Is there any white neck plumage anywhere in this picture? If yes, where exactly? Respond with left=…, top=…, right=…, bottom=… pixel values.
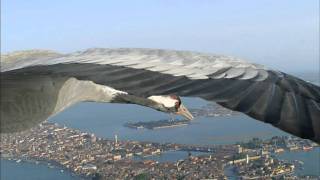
left=148, top=95, right=177, bottom=108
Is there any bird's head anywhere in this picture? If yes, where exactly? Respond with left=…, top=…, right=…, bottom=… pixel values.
left=148, top=95, right=194, bottom=120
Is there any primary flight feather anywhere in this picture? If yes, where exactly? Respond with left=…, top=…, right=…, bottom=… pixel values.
left=1, top=48, right=319, bottom=143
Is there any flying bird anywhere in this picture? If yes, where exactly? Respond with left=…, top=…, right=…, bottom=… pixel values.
left=1, top=48, right=319, bottom=143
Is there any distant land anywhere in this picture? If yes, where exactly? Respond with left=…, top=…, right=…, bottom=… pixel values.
left=189, top=103, right=240, bottom=117
left=124, top=119, right=190, bottom=130
left=124, top=103, right=240, bottom=130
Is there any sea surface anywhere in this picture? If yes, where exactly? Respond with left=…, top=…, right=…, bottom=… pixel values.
left=1, top=71, right=319, bottom=179
left=49, top=99, right=288, bottom=145
left=276, top=147, right=320, bottom=176
left=0, top=159, right=81, bottom=180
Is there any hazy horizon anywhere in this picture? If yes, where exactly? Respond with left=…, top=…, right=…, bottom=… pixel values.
left=1, top=0, right=319, bottom=72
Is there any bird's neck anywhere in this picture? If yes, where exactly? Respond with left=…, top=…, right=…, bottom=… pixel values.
left=53, top=78, right=127, bottom=114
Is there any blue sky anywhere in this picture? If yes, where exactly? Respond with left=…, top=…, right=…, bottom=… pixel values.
left=1, top=0, right=319, bottom=72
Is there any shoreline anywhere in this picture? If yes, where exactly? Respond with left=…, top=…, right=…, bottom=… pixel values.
left=0, top=156, right=89, bottom=180
left=124, top=119, right=190, bottom=130
left=1, top=122, right=319, bottom=179
left=151, top=123, right=189, bottom=129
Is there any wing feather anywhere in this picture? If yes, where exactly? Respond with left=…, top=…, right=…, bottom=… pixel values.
left=1, top=48, right=319, bottom=143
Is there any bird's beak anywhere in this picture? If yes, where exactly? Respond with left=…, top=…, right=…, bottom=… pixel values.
left=176, top=103, right=194, bottom=120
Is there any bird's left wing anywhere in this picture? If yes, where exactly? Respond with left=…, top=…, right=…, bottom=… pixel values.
left=1, top=48, right=320, bottom=143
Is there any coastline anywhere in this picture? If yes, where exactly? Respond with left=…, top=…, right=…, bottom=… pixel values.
left=124, top=119, right=190, bottom=130
left=151, top=123, right=189, bottom=129
left=1, top=156, right=89, bottom=180
left=2, top=122, right=319, bottom=179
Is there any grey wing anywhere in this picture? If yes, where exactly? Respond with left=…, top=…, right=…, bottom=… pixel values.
left=2, top=48, right=320, bottom=143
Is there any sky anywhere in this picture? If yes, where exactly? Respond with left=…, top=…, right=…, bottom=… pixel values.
left=1, top=0, right=319, bottom=72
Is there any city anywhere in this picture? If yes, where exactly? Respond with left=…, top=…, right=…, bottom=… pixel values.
left=1, top=122, right=319, bottom=179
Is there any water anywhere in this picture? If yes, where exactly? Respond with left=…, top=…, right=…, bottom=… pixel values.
left=276, top=147, right=320, bottom=176
left=223, top=148, right=320, bottom=178
left=0, top=159, right=81, bottom=180
left=224, top=165, right=238, bottom=180
left=2, top=98, right=291, bottom=180
left=49, top=98, right=287, bottom=145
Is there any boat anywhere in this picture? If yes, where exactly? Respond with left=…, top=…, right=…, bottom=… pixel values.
left=302, top=146, right=313, bottom=151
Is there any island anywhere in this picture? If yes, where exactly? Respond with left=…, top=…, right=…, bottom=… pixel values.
left=1, top=122, right=319, bottom=179
left=124, top=119, right=190, bottom=130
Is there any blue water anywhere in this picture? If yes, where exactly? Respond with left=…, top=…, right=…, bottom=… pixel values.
left=49, top=98, right=287, bottom=145
left=276, top=147, right=320, bottom=176
left=0, top=159, right=81, bottom=180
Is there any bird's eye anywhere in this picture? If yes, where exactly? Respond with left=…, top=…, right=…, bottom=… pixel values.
left=174, top=101, right=180, bottom=110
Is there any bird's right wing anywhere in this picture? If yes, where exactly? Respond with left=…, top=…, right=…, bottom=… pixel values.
left=1, top=48, right=320, bottom=143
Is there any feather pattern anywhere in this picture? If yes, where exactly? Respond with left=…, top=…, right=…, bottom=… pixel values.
left=1, top=48, right=319, bottom=143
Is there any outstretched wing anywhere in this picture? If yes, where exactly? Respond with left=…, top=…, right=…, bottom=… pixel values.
left=1, top=48, right=320, bottom=143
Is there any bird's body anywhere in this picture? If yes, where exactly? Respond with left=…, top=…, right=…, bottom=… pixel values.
left=1, top=48, right=319, bottom=143
left=1, top=75, right=124, bottom=132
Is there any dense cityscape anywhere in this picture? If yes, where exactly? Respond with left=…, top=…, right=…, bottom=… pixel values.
left=189, top=103, right=241, bottom=118
left=1, top=121, right=319, bottom=179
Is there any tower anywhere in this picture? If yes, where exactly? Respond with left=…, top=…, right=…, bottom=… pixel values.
left=114, top=134, right=118, bottom=148
left=246, top=154, right=249, bottom=164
